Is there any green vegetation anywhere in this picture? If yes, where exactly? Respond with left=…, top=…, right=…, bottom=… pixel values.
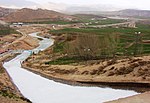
left=49, top=25, right=150, bottom=37
left=47, top=21, right=150, bottom=65
left=53, top=42, right=65, bottom=53
left=0, top=89, right=31, bottom=102
left=0, top=65, right=4, bottom=74
left=24, top=20, right=79, bottom=25
left=0, top=25, right=18, bottom=36
left=24, top=18, right=125, bottom=26
left=0, top=90, right=19, bottom=99
left=88, top=19, right=126, bottom=25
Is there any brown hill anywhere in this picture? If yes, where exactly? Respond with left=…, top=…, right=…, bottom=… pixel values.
left=3, top=8, right=75, bottom=22
left=0, top=7, right=16, bottom=18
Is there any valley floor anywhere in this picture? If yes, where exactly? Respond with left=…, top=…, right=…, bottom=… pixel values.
left=1, top=23, right=150, bottom=102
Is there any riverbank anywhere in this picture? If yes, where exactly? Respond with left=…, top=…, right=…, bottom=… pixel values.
left=0, top=28, right=39, bottom=51
left=0, top=54, right=31, bottom=103
left=0, top=28, right=40, bottom=102
left=2, top=32, right=138, bottom=103
left=28, top=29, right=150, bottom=90
left=22, top=45, right=150, bottom=92
left=1, top=23, right=147, bottom=102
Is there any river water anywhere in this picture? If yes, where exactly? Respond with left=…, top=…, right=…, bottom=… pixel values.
left=3, top=33, right=138, bottom=103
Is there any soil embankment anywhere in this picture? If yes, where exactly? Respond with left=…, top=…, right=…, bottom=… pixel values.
left=0, top=27, right=40, bottom=103
left=0, top=55, right=31, bottom=103
left=18, top=25, right=150, bottom=102
left=1, top=28, right=39, bottom=51
left=23, top=49, right=150, bottom=102
left=23, top=43, right=150, bottom=91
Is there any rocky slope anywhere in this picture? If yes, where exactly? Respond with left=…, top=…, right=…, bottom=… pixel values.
left=0, top=7, right=16, bottom=18
left=2, top=8, right=76, bottom=22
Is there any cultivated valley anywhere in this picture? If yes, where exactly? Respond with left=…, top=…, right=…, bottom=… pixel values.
left=0, top=1, right=150, bottom=103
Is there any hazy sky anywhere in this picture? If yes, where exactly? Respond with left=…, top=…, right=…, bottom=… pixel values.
left=0, top=0, right=150, bottom=10
left=27, top=0, right=150, bottom=10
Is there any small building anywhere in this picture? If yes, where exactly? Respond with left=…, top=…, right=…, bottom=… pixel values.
left=12, top=22, right=24, bottom=27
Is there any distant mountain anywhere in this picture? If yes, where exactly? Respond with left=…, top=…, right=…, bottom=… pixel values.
left=2, top=8, right=76, bottom=22
left=117, top=9, right=150, bottom=18
left=0, top=7, right=16, bottom=18
left=64, top=4, right=119, bottom=14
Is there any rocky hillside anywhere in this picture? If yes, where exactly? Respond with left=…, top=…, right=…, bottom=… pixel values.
left=0, top=7, right=16, bottom=18
left=2, top=8, right=76, bottom=22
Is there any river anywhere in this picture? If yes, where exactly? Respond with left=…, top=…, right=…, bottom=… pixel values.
left=3, top=33, right=138, bottom=103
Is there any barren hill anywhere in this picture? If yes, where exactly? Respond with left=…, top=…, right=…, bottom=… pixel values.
left=0, top=7, right=16, bottom=18
left=3, top=8, right=75, bottom=22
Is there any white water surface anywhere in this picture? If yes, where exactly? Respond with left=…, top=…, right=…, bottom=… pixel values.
left=3, top=33, right=138, bottom=103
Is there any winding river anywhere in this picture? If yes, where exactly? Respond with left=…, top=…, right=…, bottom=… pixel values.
left=3, top=33, right=138, bottom=103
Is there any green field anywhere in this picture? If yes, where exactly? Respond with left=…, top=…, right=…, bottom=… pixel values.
left=84, top=19, right=126, bottom=25
left=0, top=25, right=18, bottom=36
left=23, top=18, right=125, bottom=25
left=50, top=23, right=150, bottom=55
left=24, top=20, right=80, bottom=25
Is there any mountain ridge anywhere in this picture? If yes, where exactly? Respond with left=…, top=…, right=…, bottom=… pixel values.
left=1, top=8, right=76, bottom=22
